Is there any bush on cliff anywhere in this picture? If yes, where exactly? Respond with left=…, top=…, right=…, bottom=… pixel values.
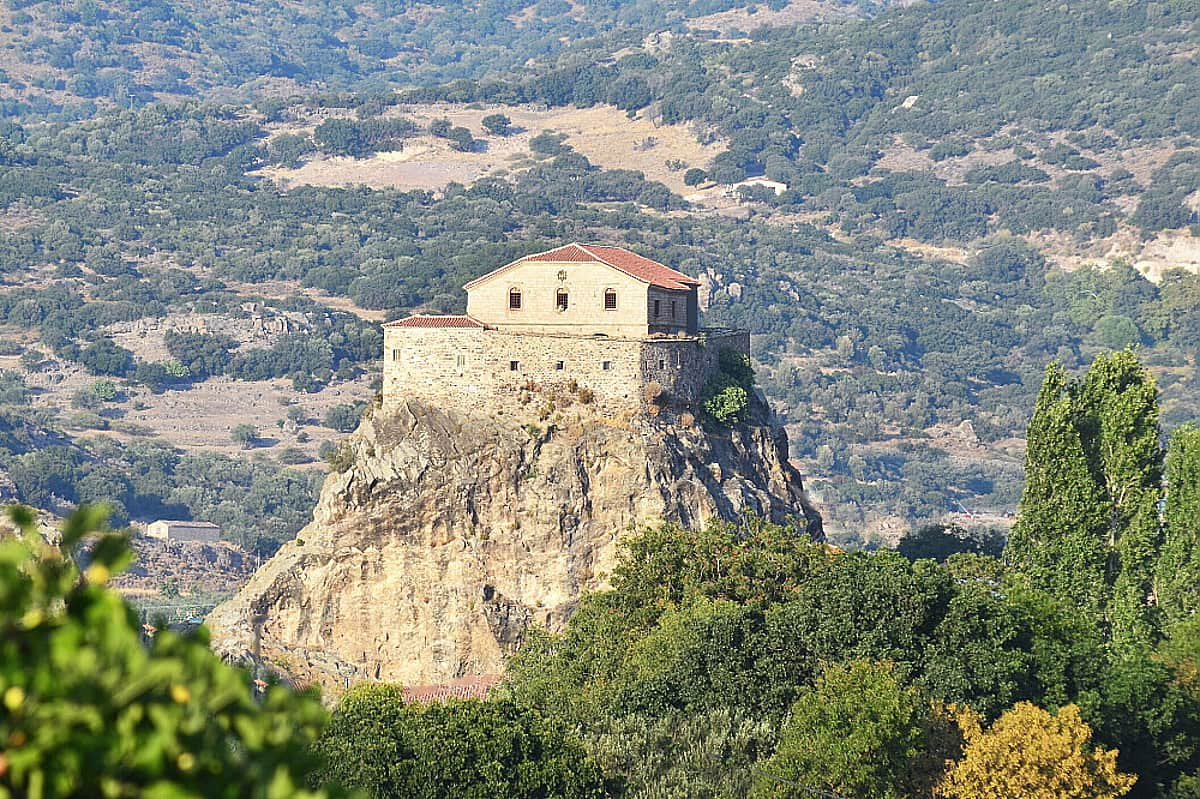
left=701, top=349, right=755, bottom=425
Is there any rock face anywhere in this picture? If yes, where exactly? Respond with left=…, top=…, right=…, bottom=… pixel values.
left=206, top=394, right=821, bottom=693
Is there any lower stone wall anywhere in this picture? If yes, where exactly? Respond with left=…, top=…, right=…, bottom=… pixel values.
left=383, top=327, right=750, bottom=413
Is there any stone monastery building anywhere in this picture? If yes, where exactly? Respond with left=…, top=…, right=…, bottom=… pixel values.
left=383, top=243, right=748, bottom=411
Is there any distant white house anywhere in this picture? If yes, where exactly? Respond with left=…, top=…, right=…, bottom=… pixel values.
left=729, top=177, right=787, bottom=197
left=146, top=520, right=222, bottom=543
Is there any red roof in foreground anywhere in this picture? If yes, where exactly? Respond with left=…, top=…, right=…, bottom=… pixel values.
left=384, top=314, right=489, bottom=329
left=403, top=674, right=506, bottom=704
left=463, top=243, right=702, bottom=292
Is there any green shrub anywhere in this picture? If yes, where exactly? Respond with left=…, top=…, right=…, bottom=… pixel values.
left=481, top=113, right=511, bottom=135
left=701, top=348, right=755, bottom=425
left=323, top=402, right=364, bottom=433
left=90, top=379, right=117, bottom=401
left=322, top=440, right=355, bottom=472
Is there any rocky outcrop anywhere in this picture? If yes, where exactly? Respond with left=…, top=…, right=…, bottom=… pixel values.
left=206, top=394, right=821, bottom=694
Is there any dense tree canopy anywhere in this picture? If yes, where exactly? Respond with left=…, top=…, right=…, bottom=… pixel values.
left=314, top=685, right=605, bottom=799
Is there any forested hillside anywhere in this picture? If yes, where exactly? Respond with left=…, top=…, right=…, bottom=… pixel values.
left=0, top=0, right=890, bottom=116
left=0, top=0, right=1198, bottom=541
left=2, top=1, right=1200, bottom=797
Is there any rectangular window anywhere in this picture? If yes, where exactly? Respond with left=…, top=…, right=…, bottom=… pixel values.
left=653, top=299, right=661, bottom=317
left=510, top=360, right=520, bottom=371
left=601, top=361, right=612, bottom=371
left=604, top=290, right=617, bottom=310
left=658, top=359, right=665, bottom=370
left=671, top=300, right=677, bottom=319
left=555, top=360, right=565, bottom=371
left=392, top=349, right=402, bottom=362
left=456, top=355, right=466, bottom=368
left=509, top=290, right=522, bottom=310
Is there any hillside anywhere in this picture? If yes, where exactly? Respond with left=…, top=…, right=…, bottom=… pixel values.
left=2, top=2, right=1200, bottom=798
left=0, top=0, right=892, bottom=116
left=0, top=0, right=1198, bottom=543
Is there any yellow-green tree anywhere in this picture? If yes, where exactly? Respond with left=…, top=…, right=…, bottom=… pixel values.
left=941, top=702, right=1136, bottom=799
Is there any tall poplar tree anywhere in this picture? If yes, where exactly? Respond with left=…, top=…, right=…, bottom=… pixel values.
left=1156, top=424, right=1200, bottom=627
left=1006, top=363, right=1111, bottom=623
left=1007, top=354, right=1164, bottom=644
left=1077, top=351, right=1163, bottom=645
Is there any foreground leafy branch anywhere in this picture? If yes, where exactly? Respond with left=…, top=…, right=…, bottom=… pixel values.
left=0, top=505, right=348, bottom=799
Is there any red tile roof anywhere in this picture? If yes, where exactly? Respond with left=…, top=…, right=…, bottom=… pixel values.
left=384, top=314, right=489, bottom=329
left=402, top=674, right=506, bottom=704
left=463, top=243, right=701, bottom=292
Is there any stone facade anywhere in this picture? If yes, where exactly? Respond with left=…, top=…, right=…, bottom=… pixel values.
left=463, top=243, right=700, bottom=337
left=383, top=244, right=747, bottom=414
left=383, top=325, right=748, bottom=413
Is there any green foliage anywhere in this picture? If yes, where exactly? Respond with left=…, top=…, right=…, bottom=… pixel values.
left=314, top=685, right=605, bottom=799
left=1095, top=315, right=1143, bottom=350
left=267, top=133, right=317, bottom=168
left=701, top=349, right=755, bottom=425
left=313, top=117, right=418, bottom=158
left=0, top=505, right=344, bottom=798
left=0, top=370, right=29, bottom=405
left=586, top=707, right=774, bottom=799
left=1092, top=647, right=1200, bottom=799
left=90, top=379, right=117, bottom=401
left=1158, top=425, right=1200, bottom=627
left=751, top=661, right=929, bottom=799
left=481, top=113, right=512, bottom=136
left=509, top=519, right=1130, bottom=782
left=321, top=441, right=355, bottom=473
left=701, top=380, right=748, bottom=424
left=1078, top=351, right=1163, bottom=645
left=323, top=403, right=366, bottom=433
left=78, top=338, right=133, bottom=376
left=164, top=330, right=235, bottom=381
left=683, top=168, right=707, bottom=186
left=1006, top=354, right=1163, bottom=643
left=897, top=523, right=1004, bottom=562
left=231, top=423, right=260, bottom=448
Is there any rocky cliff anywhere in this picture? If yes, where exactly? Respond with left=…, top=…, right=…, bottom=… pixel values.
left=206, top=393, right=821, bottom=693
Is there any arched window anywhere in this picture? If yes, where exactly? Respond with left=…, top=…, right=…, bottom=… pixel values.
left=604, top=289, right=617, bottom=310
left=509, top=288, right=522, bottom=310
left=556, top=289, right=569, bottom=311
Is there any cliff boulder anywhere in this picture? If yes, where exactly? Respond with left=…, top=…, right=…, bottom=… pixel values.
left=206, top=394, right=821, bottom=693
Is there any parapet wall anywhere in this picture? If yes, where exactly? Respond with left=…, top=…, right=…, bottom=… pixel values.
left=383, top=327, right=749, bottom=414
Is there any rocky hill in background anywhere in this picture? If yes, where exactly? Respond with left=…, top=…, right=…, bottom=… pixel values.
left=207, top=392, right=821, bottom=693
left=114, top=536, right=256, bottom=597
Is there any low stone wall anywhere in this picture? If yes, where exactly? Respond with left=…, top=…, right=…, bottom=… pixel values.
left=383, top=327, right=750, bottom=414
